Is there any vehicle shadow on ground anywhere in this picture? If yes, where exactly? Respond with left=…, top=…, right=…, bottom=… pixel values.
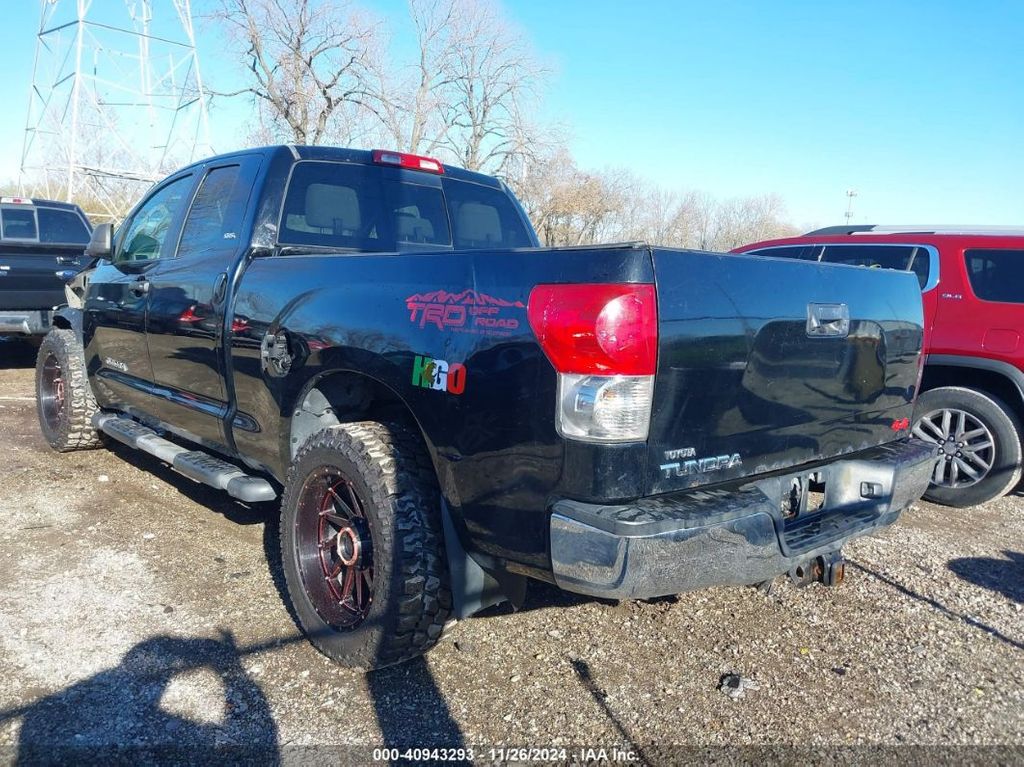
left=570, top=658, right=651, bottom=763
left=1, top=632, right=281, bottom=763
left=261, top=509, right=469, bottom=756
left=366, top=659, right=466, bottom=751
left=948, top=550, right=1024, bottom=605
left=479, top=578, right=674, bottom=617
left=0, top=338, right=38, bottom=369
left=849, top=559, right=1023, bottom=651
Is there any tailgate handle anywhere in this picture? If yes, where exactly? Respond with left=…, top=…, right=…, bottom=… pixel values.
left=807, top=303, right=849, bottom=338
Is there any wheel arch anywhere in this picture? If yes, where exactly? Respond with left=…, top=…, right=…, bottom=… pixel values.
left=282, top=366, right=525, bottom=618
left=286, top=368, right=420, bottom=462
left=50, top=306, right=82, bottom=336
left=922, top=355, right=1024, bottom=423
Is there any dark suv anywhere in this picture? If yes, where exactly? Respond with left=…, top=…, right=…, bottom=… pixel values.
left=734, top=225, right=1024, bottom=508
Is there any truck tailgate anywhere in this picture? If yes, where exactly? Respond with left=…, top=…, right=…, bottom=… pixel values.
left=648, top=248, right=924, bottom=494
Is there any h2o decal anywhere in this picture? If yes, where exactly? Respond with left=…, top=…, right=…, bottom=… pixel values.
left=411, top=355, right=466, bottom=395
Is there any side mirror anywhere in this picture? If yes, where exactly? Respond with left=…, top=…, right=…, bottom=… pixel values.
left=86, top=223, right=113, bottom=259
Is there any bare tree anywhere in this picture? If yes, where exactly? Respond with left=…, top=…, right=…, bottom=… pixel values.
left=705, top=193, right=796, bottom=251
left=364, top=0, right=547, bottom=173
left=366, top=0, right=459, bottom=156
left=440, top=0, right=546, bottom=173
left=208, top=0, right=381, bottom=145
left=509, top=147, right=630, bottom=246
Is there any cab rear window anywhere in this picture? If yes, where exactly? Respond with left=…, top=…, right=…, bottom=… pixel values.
left=1, top=207, right=38, bottom=240
left=442, top=178, right=532, bottom=249
left=38, top=207, right=90, bottom=244
left=1, top=206, right=90, bottom=244
left=279, top=161, right=531, bottom=252
left=965, top=249, right=1024, bottom=303
left=281, top=162, right=451, bottom=251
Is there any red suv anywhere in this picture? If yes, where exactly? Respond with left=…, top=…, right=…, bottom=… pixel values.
left=734, top=225, right=1024, bottom=507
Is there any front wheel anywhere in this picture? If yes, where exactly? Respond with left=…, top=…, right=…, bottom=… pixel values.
left=35, top=329, right=102, bottom=452
left=280, top=422, right=452, bottom=670
left=913, top=386, right=1023, bottom=508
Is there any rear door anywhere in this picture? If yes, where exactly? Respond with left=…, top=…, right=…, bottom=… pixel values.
left=0, top=203, right=89, bottom=310
left=940, top=247, right=1024, bottom=361
left=648, top=249, right=925, bottom=494
left=84, top=172, right=196, bottom=412
left=143, top=157, right=261, bottom=447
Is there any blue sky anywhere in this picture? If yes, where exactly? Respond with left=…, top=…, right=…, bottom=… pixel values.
left=1, top=0, right=1021, bottom=228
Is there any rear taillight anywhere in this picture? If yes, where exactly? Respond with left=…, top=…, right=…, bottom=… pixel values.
left=371, top=149, right=444, bottom=174
left=528, top=283, right=657, bottom=443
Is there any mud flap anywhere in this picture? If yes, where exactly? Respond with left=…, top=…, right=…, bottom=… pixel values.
left=440, top=500, right=526, bottom=618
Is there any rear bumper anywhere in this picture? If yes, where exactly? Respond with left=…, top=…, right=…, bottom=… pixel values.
left=0, top=310, right=51, bottom=336
left=549, top=438, right=937, bottom=599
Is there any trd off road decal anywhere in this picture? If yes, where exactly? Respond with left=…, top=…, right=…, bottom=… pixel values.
left=411, top=355, right=466, bottom=395
left=406, top=289, right=524, bottom=336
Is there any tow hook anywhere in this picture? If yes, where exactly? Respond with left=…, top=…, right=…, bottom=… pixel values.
left=788, top=550, right=845, bottom=588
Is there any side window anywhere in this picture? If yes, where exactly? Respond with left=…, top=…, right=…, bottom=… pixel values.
left=1, top=208, right=38, bottom=241
left=442, top=179, right=532, bottom=249
left=821, top=245, right=925, bottom=289
left=820, top=244, right=916, bottom=270
left=907, top=247, right=931, bottom=290
left=116, top=174, right=193, bottom=264
left=964, top=249, right=1024, bottom=303
left=744, top=245, right=819, bottom=260
left=37, top=208, right=90, bottom=245
left=179, top=165, right=248, bottom=257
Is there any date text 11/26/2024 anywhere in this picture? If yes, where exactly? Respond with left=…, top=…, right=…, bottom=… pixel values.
left=372, top=747, right=640, bottom=762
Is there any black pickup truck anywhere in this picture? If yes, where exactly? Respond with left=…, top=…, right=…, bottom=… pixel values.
left=35, top=146, right=936, bottom=670
left=0, top=197, right=91, bottom=337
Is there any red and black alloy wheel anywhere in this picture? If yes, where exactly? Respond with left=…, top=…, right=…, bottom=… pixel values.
left=294, top=468, right=375, bottom=629
left=38, top=352, right=66, bottom=434
left=280, top=422, right=452, bottom=669
left=34, top=328, right=102, bottom=452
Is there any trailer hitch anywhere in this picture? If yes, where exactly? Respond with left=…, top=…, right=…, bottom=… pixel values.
left=788, top=550, right=845, bottom=588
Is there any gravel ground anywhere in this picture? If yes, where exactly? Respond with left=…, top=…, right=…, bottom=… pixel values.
left=0, top=338, right=1021, bottom=762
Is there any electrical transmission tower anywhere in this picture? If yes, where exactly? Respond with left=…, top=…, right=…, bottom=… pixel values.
left=19, top=0, right=213, bottom=222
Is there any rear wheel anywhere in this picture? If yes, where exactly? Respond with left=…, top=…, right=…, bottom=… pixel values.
left=280, top=422, right=451, bottom=670
left=35, top=329, right=102, bottom=452
left=913, top=386, right=1022, bottom=507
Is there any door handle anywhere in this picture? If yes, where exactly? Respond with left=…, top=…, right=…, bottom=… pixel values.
left=130, top=278, right=150, bottom=297
left=56, top=255, right=79, bottom=265
left=212, top=272, right=228, bottom=305
left=806, top=303, right=850, bottom=338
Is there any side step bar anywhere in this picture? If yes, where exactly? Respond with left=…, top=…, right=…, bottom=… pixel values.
left=92, top=413, right=277, bottom=503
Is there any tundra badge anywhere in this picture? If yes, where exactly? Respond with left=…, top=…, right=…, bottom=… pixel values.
left=660, top=452, right=742, bottom=479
